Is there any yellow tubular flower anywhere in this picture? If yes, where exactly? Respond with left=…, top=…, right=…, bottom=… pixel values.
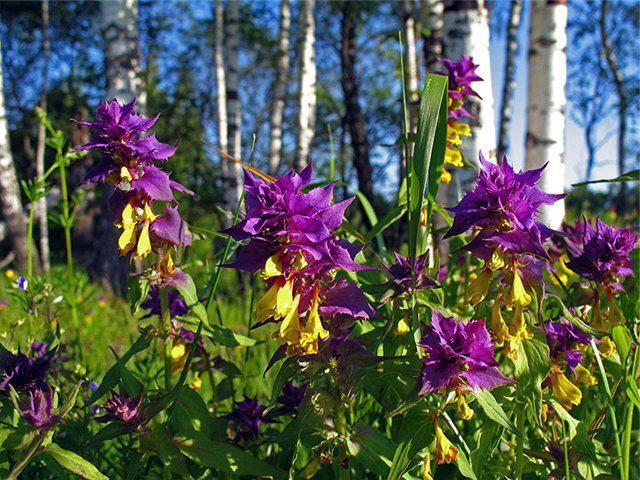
left=440, top=168, right=452, bottom=184
left=505, top=269, right=532, bottom=309
left=422, top=453, right=433, bottom=480
left=444, top=146, right=464, bottom=167
left=487, top=250, right=506, bottom=271
left=446, top=122, right=471, bottom=146
left=279, top=295, right=302, bottom=346
left=434, top=422, right=459, bottom=465
left=598, top=337, right=616, bottom=357
left=456, top=395, right=474, bottom=420
left=120, top=166, right=133, bottom=182
left=466, top=269, right=493, bottom=305
left=491, top=299, right=510, bottom=344
left=549, top=368, right=582, bottom=409
left=254, top=278, right=296, bottom=323
left=509, top=306, right=532, bottom=341
left=575, top=364, right=597, bottom=387
left=261, top=254, right=284, bottom=279
left=116, top=201, right=157, bottom=259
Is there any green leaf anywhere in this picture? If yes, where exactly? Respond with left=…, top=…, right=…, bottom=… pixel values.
left=572, top=169, right=640, bottom=186
left=39, top=443, right=108, bottom=480
left=350, top=422, right=397, bottom=477
left=58, top=382, right=83, bottom=418
left=474, top=390, right=522, bottom=438
left=89, top=329, right=151, bottom=404
left=514, top=335, right=551, bottom=423
left=168, top=270, right=209, bottom=325
left=353, top=188, right=386, bottom=255
left=202, top=323, right=256, bottom=347
left=176, top=434, right=287, bottom=478
left=611, top=325, right=632, bottom=363
left=456, top=449, right=478, bottom=480
left=548, top=399, right=579, bottom=439
left=407, top=73, right=448, bottom=258
left=388, top=406, right=434, bottom=480
left=364, top=205, right=406, bottom=245
left=127, top=276, right=150, bottom=316
left=624, top=376, right=640, bottom=409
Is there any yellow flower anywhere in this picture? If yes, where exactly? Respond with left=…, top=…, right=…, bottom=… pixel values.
left=509, top=306, right=532, bottom=341
left=504, top=269, right=531, bottom=309
left=487, top=250, right=505, bottom=271
left=466, top=269, right=493, bottom=305
left=116, top=200, right=157, bottom=259
left=575, top=364, right=597, bottom=387
left=446, top=122, right=471, bottom=146
left=4, top=269, right=17, bottom=281
left=440, top=168, right=452, bottom=184
left=598, top=337, right=616, bottom=357
left=422, top=452, right=433, bottom=480
left=456, top=395, right=474, bottom=420
left=261, top=254, right=283, bottom=279
left=549, top=368, right=582, bottom=409
left=490, top=300, right=510, bottom=345
left=395, top=315, right=411, bottom=335
left=254, top=279, right=296, bottom=324
left=434, top=422, right=459, bottom=465
left=189, top=373, right=202, bottom=391
left=444, top=146, right=463, bottom=167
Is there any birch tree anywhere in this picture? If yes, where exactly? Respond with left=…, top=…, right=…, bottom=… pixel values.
left=442, top=0, right=496, bottom=169
left=295, top=0, right=317, bottom=170
left=214, top=0, right=229, bottom=189
left=525, top=0, right=567, bottom=229
left=497, top=0, right=523, bottom=161
left=0, top=39, right=30, bottom=271
left=97, top=0, right=145, bottom=290
left=402, top=0, right=420, bottom=175
left=225, top=0, right=243, bottom=208
left=268, top=0, right=291, bottom=175
left=35, top=0, right=51, bottom=271
left=419, top=0, right=444, bottom=71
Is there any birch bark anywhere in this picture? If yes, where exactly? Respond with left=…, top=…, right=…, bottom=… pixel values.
left=0, top=39, right=30, bottom=271
left=420, top=0, right=444, bottom=71
left=525, top=0, right=567, bottom=229
left=268, top=0, right=291, bottom=175
left=294, top=0, right=317, bottom=170
left=225, top=0, right=243, bottom=209
left=497, top=0, right=522, bottom=161
left=214, top=0, right=229, bottom=188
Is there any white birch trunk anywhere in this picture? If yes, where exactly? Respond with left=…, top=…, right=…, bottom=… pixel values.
left=101, top=0, right=146, bottom=110
left=36, top=0, right=50, bottom=272
left=214, top=0, right=229, bottom=194
left=295, top=0, right=317, bottom=170
left=0, top=40, right=30, bottom=271
left=225, top=0, right=243, bottom=209
left=443, top=0, right=496, bottom=171
left=525, top=0, right=567, bottom=229
left=268, top=0, right=291, bottom=176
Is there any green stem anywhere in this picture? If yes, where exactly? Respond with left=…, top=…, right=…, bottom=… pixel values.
left=591, top=338, right=624, bottom=480
left=160, top=286, right=172, bottom=390
left=515, top=410, right=524, bottom=479
left=27, top=202, right=35, bottom=278
left=58, top=157, right=78, bottom=328
left=561, top=419, right=571, bottom=480
left=6, top=431, right=47, bottom=480
left=622, top=348, right=638, bottom=480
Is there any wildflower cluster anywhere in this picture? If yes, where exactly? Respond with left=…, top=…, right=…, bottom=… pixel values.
left=76, top=99, right=192, bottom=279
left=437, top=55, right=482, bottom=183
left=224, top=166, right=375, bottom=356
left=445, top=155, right=564, bottom=358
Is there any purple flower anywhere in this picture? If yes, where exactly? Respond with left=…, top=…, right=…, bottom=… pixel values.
left=274, top=381, right=307, bottom=416
left=385, top=251, right=438, bottom=294
left=418, top=312, right=514, bottom=394
left=566, top=218, right=637, bottom=285
left=444, top=154, right=564, bottom=261
left=318, top=279, right=377, bottom=328
left=439, top=55, right=482, bottom=100
left=16, top=276, right=28, bottom=291
left=140, top=287, right=190, bottom=318
left=226, top=396, right=273, bottom=444
left=0, top=350, right=51, bottom=393
left=545, top=319, right=591, bottom=371
left=88, top=381, right=100, bottom=392
left=96, top=392, right=142, bottom=425
left=224, top=166, right=363, bottom=275
left=19, top=386, right=60, bottom=430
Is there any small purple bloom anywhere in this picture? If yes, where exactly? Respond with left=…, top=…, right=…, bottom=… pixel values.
left=226, top=396, right=274, bottom=444
left=96, top=392, right=142, bottom=425
left=0, top=350, right=50, bottom=393
left=16, top=276, right=28, bottom=291
left=275, top=381, right=307, bottom=416
left=444, top=154, right=564, bottom=261
left=140, top=287, right=190, bottom=318
left=19, top=386, right=60, bottom=430
left=385, top=251, right=438, bottom=294
left=418, top=312, right=514, bottom=394
left=566, top=218, right=637, bottom=286
left=89, top=381, right=100, bottom=392
left=545, top=319, right=591, bottom=371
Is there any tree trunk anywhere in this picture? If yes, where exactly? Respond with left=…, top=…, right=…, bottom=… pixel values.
left=96, top=0, right=145, bottom=292
left=225, top=0, right=243, bottom=209
left=402, top=0, right=420, bottom=178
left=0, top=39, right=30, bottom=272
left=600, top=0, right=627, bottom=217
left=36, top=0, right=51, bottom=272
left=496, top=0, right=522, bottom=161
left=525, top=0, right=567, bottom=229
left=268, top=0, right=291, bottom=176
left=340, top=1, right=376, bottom=225
left=294, top=0, right=317, bottom=170
left=214, top=0, right=231, bottom=222
left=420, top=0, right=444, bottom=71
left=443, top=0, right=496, bottom=171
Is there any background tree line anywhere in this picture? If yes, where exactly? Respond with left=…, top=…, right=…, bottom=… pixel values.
left=0, top=0, right=637, bottom=290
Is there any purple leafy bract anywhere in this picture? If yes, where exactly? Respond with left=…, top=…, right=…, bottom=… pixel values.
left=419, top=312, right=514, bottom=394
left=0, top=350, right=51, bottom=394
left=19, top=386, right=60, bottom=430
left=566, top=218, right=637, bottom=285
left=96, top=392, right=142, bottom=425
left=545, top=319, right=591, bottom=371
left=226, top=396, right=273, bottom=444
left=444, top=154, right=564, bottom=261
